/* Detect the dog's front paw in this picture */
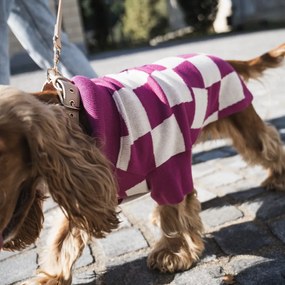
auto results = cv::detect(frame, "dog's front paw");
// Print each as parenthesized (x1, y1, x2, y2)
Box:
(147, 246, 195, 273)
(147, 232, 204, 273)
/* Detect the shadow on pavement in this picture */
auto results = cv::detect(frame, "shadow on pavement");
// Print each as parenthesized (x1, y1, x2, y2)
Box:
(74, 257, 174, 285)
(202, 188, 285, 285)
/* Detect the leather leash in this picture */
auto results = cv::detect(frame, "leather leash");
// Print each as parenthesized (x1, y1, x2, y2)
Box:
(42, 0, 81, 121)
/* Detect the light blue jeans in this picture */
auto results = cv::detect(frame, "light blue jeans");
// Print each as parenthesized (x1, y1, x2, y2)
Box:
(0, 0, 96, 84)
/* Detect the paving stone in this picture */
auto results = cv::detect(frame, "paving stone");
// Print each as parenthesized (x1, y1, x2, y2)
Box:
(217, 155, 247, 170)
(99, 228, 148, 258)
(239, 165, 266, 178)
(227, 186, 266, 202)
(73, 271, 96, 285)
(120, 195, 156, 224)
(192, 159, 218, 179)
(0, 248, 37, 285)
(212, 175, 266, 197)
(196, 186, 217, 203)
(0, 250, 21, 261)
(269, 218, 285, 244)
(198, 171, 243, 189)
(223, 255, 285, 285)
(193, 147, 234, 163)
(117, 212, 131, 229)
(102, 257, 174, 285)
(201, 237, 222, 262)
(270, 117, 285, 129)
(227, 255, 268, 273)
(43, 197, 58, 212)
(37, 208, 61, 248)
(120, 195, 161, 239)
(213, 222, 274, 255)
(200, 204, 243, 228)
(74, 245, 94, 269)
(243, 192, 285, 220)
(171, 265, 224, 285)
(0, 246, 35, 261)
(228, 256, 285, 285)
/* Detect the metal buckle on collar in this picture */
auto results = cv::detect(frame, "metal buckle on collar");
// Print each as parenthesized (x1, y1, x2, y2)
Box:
(46, 68, 81, 121)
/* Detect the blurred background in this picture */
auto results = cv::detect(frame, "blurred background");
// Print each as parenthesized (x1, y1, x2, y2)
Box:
(9, 0, 285, 72)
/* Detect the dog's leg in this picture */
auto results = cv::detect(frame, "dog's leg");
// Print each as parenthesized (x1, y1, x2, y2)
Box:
(24, 211, 89, 285)
(147, 191, 204, 273)
(202, 104, 285, 191)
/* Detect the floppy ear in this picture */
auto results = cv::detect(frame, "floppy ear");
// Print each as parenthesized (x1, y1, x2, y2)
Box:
(32, 83, 60, 104)
(27, 103, 119, 238)
(4, 180, 45, 251)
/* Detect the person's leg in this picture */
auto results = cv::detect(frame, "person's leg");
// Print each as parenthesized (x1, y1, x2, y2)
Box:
(8, 0, 96, 78)
(0, 0, 14, 84)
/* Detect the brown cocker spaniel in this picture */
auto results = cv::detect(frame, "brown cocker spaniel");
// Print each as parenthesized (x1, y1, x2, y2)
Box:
(0, 43, 285, 285)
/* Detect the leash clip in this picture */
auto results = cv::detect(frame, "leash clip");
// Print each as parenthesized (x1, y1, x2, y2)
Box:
(43, 0, 81, 122)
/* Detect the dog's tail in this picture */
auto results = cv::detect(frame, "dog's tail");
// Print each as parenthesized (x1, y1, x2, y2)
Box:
(228, 43, 285, 81)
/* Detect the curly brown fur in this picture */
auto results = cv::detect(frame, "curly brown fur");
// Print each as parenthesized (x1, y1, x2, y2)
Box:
(148, 192, 204, 272)
(3, 186, 45, 251)
(0, 127, 42, 249)
(200, 104, 285, 191)
(0, 86, 119, 249)
(228, 43, 285, 81)
(24, 212, 89, 285)
(0, 43, 285, 284)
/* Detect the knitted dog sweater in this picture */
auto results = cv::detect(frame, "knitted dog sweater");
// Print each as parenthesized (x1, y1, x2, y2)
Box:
(72, 54, 253, 205)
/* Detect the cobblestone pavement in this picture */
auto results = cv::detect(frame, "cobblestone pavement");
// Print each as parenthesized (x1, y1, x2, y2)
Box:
(1, 28, 285, 285)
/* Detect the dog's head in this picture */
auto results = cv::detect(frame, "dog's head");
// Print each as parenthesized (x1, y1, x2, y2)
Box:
(0, 86, 119, 251)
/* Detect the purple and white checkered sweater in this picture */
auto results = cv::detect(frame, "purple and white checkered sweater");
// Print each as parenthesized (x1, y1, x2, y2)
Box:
(72, 54, 253, 205)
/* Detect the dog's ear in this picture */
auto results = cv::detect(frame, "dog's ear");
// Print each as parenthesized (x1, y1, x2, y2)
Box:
(27, 104, 119, 238)
(3, 180, 45, 251)
(32, 83, 60, 104)
(0, 87, 118, 238)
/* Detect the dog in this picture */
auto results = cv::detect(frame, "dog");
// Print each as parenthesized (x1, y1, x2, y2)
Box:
(0, 43, 285, 285)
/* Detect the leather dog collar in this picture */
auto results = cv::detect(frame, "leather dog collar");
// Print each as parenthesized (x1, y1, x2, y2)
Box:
(43, 69, 81, 122)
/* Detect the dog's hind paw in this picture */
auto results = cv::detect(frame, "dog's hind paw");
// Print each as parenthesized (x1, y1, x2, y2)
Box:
(262, 173, 285, 191)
